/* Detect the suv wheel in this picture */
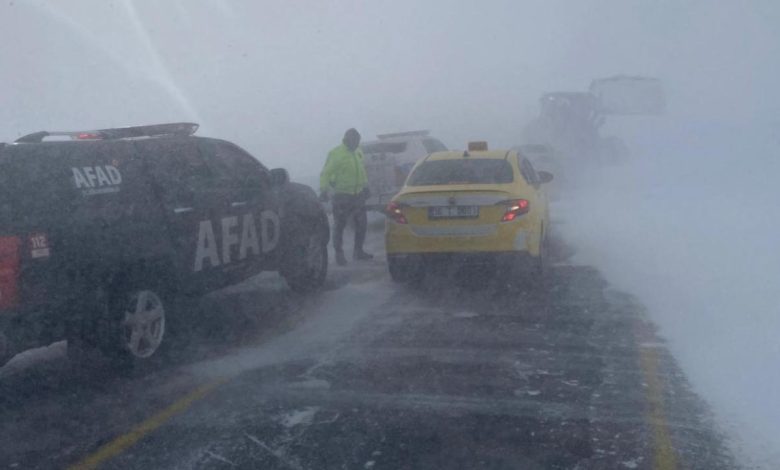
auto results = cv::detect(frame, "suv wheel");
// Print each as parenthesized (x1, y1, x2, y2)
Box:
(119, 289, 167, 359)
(282, 225, 328, 293)
(0, 332, 11, 367)
(69, 274, 174, 372)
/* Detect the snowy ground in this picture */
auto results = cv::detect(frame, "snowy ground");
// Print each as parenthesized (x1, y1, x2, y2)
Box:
(0, 225, 735, 469)
(554, 129, 780, 468)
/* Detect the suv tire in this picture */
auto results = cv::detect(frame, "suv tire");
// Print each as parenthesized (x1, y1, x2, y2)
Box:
(68, 271, 175, 372)
(282, 222, 328, 293)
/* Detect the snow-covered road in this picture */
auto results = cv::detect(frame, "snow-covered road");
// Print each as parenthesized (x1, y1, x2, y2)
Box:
(0, 226, 736, 469)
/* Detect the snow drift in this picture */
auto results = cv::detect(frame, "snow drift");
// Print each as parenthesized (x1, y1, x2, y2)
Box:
(556, 119, 780, 468)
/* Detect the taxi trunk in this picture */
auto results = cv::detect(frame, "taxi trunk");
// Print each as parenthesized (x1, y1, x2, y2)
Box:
(386, 185, 536, 255)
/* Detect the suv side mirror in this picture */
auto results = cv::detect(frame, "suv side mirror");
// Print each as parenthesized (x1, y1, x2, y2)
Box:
(537, 171, 554, 184)
(270, 168, 290, 187)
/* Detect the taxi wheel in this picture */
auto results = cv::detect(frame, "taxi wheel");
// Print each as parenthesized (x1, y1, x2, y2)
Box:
(388, 256, 425, 284)
(532, 229, 549, 289)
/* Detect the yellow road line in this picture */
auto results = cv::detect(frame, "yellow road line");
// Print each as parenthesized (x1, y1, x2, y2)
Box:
(68, 378, 226, 470)
(638, 340, 678, 470)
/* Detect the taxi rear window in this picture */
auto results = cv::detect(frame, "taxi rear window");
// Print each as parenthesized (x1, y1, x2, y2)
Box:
(407, 159, 513, 186)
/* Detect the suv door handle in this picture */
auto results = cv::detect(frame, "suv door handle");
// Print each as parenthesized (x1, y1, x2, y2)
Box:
(231, 201, 248, 208)
(173, 207, 193, 214)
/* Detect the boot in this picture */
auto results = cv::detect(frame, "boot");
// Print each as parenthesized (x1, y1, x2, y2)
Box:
(353, 249, 374, 261)
(335, 250, 348, 266)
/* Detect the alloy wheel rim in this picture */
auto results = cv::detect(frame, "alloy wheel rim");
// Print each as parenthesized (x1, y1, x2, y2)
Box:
(121, 290, 166, 359)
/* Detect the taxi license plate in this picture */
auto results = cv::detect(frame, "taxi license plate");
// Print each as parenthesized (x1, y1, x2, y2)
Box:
(428, 206, 479, 219)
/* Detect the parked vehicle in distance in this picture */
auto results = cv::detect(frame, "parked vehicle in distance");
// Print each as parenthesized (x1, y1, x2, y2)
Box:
(362, 130, 447, 210)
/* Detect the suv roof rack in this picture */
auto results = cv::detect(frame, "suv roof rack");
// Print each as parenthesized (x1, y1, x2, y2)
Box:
(14, 122, 199, 144)
(376, 130, 430, 140)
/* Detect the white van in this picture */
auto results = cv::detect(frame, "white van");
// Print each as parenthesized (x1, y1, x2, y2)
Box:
(362, 130, 447, 209)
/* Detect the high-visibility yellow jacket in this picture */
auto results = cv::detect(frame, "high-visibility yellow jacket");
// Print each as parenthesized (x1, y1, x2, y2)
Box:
(319, 144, 368, 195)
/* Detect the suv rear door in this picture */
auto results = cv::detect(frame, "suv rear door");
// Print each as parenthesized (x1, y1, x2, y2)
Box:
(140, 138, 232, 294)
(0, 140, 162, 343)
(200, 140, 281, 282)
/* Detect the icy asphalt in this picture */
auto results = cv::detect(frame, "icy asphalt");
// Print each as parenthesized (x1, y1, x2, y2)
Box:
(0, 223, 737, 469)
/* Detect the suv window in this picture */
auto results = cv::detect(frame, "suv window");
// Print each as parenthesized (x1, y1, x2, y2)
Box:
(211, 143, 270, 192)
(3, 144, 75, 204)
(143, 140, 220, 205)
(422, 138, 447, 153)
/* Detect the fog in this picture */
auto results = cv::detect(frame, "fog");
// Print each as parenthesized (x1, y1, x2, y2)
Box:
(2, 0, 779, 467)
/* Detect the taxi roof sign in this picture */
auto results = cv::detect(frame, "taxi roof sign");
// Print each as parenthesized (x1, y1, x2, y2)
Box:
(467, 141, 488, 152)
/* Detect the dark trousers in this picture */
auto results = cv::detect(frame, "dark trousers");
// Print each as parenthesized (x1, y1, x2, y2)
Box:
(332, 193, 367, 254)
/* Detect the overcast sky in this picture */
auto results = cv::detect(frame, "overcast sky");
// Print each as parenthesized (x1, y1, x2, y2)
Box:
(1, 0, 778, 181)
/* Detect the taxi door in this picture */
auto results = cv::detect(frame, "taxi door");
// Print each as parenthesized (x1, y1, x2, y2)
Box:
(518, 156, 549, 251)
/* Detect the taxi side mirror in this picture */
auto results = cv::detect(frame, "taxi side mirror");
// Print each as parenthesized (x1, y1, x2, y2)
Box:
(270, 168, 290, 186)
(538, 171, 554, 184)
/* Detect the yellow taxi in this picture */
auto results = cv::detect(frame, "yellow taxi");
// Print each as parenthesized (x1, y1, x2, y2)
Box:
(384, 142, 553, 283)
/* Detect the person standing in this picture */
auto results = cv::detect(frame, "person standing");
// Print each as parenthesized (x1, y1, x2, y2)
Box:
(320, 128, 373, 266)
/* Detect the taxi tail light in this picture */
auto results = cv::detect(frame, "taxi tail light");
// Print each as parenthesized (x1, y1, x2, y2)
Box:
(0, 236, 21, 310)
(500, 199, 530, 222)
(385, 201, 408, 224)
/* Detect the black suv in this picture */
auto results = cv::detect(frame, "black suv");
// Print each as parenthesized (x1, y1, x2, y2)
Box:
(0, 123, 329, 369)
